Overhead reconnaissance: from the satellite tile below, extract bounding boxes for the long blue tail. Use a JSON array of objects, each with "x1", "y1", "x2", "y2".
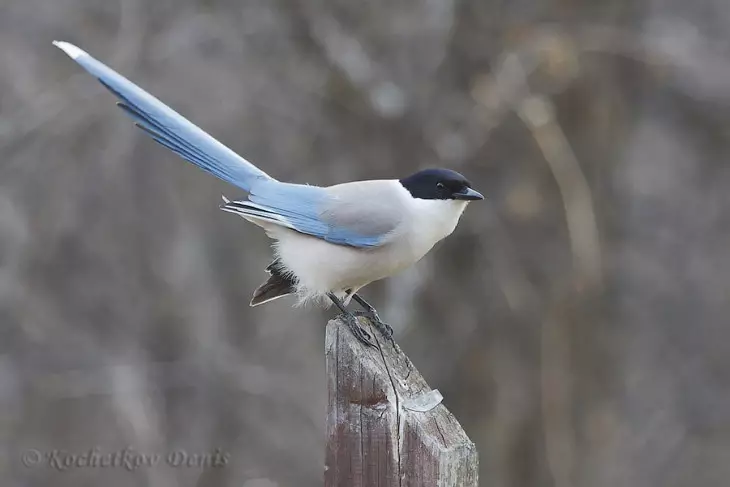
[{"x1": 53, "y1": 41, "x2": 273, "y2": 192}]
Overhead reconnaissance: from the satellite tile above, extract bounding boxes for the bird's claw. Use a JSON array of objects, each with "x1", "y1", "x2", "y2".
[
  {"x1": 341, "y1": 313, "x2": 377, "y2": 348},
  {"x1": 352, "y1": 310, "x2": 395, "y2": 347}
]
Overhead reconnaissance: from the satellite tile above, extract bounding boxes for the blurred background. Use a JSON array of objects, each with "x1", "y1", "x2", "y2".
[{"x1": 2, "y1": 0, "x2": 730, "y2": 486}]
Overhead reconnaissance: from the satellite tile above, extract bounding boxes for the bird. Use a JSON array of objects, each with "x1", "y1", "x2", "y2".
[{"x1": 53, "y1": 40, "x2": 484, "y2": 348}]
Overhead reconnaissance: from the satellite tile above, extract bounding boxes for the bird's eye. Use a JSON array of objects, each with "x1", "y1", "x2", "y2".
[{"x1": 436, "y1": 182, "x2": 445, "y2": 189}]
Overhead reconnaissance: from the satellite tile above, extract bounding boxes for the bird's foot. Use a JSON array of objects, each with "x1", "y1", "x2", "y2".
[
  {"x1": 352, "y1": 310, "x2": 395, "y2": 347},
  {"x1": 341, "y1": 313, "x2": 377, "y2": 348}
]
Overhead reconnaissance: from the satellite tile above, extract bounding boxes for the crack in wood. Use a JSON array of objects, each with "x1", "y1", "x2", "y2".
[{"x1": 325, "y1": 317, "x2": 478, "y2": 486}]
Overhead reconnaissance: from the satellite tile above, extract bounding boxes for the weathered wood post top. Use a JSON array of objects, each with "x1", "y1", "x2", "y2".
[{"x1": 325, "y1": 318, "x2": 478, "y2": 487}]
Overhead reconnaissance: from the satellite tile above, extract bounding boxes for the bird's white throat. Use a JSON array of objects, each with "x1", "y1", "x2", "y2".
[{"x1": 406, "y1": 197, "x2": 469, "y2": 248}]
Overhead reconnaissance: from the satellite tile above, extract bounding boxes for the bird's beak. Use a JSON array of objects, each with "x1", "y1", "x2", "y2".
[{"x1": 453, "y1": 187, "x2": 484, "y2": 201}]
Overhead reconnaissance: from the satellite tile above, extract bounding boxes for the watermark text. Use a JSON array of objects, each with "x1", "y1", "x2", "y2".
[{"x1": 21, "y1": 447, "x2": 229, "y2": 471}]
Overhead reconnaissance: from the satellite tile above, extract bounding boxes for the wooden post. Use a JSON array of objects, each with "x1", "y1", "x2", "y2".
[{"x1": 325, "y1": 317, "x2": 479, "y2": 487}]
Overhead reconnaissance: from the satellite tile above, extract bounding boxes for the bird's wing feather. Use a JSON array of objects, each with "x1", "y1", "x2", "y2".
[
  {"x1": 222, "y1": 180, "x2": 403, "y2": 248},
  {"x1": 53, "y1": 41, "x2": 271, "y2": 191}
]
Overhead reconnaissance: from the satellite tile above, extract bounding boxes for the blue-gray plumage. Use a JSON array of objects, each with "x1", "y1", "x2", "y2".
[
  {"x1": 51, "y1": 41, "x2": 270, "y2": 190},
  {"x1": 53, "y1": 41, "x2": 484, "y2": 348},
  {"x1": 245, "y1": 180, "x2": 391, "y2": 248}
]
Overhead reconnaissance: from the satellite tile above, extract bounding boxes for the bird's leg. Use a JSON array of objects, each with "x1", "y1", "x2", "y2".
[
  {"x1": 351, "y1": 294, "x2": 395, "y2": 346},
  {"x1": 327, "y1": 292, "x2": 376, "y2": 348}
]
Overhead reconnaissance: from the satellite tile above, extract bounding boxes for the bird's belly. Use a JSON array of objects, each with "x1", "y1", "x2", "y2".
[{"x1": 272, "y1": 230, "x2": 423, "y2": 296}]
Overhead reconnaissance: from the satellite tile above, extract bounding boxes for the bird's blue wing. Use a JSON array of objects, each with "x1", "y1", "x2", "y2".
[
  {"x1": 221, "y1": 180, "x2": 392, "y2": 248},
  {"x1": 53, "y1": 41, "x2": 271, "y2": 191}
]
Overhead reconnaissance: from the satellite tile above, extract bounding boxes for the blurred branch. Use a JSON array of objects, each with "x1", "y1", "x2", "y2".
[
  {"x1": 110, "y1": 0, "x2": 145, "y2": 67},
  {"x1": 25, "y1": 357, "x2": 317, "y2": 411},
  {"x1": 539, "y1": 310, "x2": 576, "y2": 487},
  {"x1": 0, "y1": 0, "x2": 145, "y2": 178},
  {"x1": 577, "y1": 22, "x2": 730, "y2": 102},
  {"x1": 517, "y1": 95, "x2": 603, "y2": 287},
  {"x1": 473, "y1": 33, "x2": 603, "y2": 287},
  {"x1": 300, "y1": 7, "x2": 406, "y2": 118},
  {"x1": 109, "y1": 355, "x2": 176, "y2": 487},
  {"x1": 472, "y1": 26, "x2": 612, "y2": 487},
  {"x1": 475, "y1": 22, "x2": 730, "y2": 118}
]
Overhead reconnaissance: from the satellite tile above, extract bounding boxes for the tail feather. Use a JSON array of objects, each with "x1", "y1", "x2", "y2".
[
  {"x1": 52, "y1": 40, "x2": 272, "y2": 191},
  {"x1": 250, "y1": 259, "x2": 298, "y2": 306},
  {"x1": 219, "y1": 199, "x2": 295, "y2": 229}
]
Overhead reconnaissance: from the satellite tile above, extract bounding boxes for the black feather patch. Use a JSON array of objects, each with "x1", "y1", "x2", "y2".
[{"x1": 250, "y1": 259, "x2": 298, "y2": 306}]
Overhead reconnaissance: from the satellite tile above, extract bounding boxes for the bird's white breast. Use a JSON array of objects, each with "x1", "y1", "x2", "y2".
[{"x1": 260, "y1": 181, "x2": 469, "y2": 302}]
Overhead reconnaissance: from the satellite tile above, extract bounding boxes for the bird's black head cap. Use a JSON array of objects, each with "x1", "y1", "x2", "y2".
[{"x1": 399, "y1": 168, "x2": 483, "y2": 201}]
